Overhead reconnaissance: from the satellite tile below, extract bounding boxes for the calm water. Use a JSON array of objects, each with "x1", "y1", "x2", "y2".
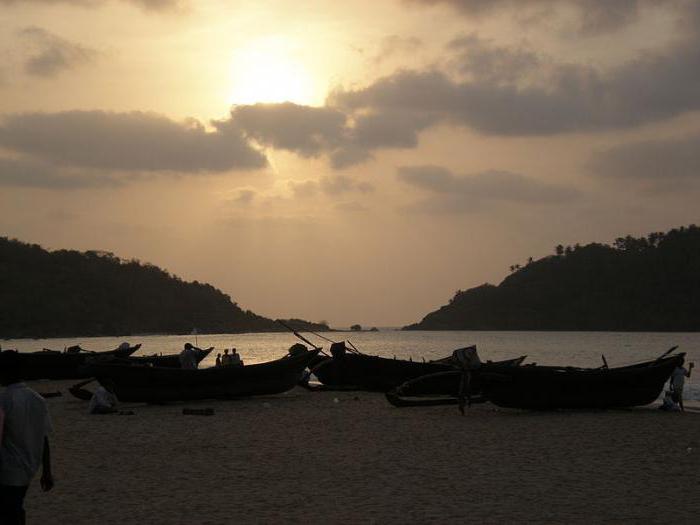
[{"x1": 4, "y1": 331, "x2": 699, "y2": 401}]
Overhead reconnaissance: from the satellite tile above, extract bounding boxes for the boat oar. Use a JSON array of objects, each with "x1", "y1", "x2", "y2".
[
  {"x1": 277, "y1": 320, "x2": 327, "y2": 355},
  {"x1": 656, "y1": 345, "x2": 679, "y2": 361}
]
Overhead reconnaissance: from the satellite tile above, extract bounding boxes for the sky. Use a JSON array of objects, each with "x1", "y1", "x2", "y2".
[{"x1": 1, "y1": 0, "x2": 699, "y2": 327}]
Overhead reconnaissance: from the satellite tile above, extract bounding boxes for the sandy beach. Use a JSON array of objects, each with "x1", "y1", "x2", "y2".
[{"x1": 15, "y1": 380, "x2": 698, "y2": 524}]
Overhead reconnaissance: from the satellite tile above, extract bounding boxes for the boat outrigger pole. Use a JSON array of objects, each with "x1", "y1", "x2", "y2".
[{"x1": 277, "y1": 320, "x2": 328, "y2": 356}]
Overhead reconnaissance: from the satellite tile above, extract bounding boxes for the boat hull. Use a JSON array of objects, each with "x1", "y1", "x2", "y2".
[
  {"x1": 88, "y1": 349, "x2": 319, "y2": 402},
  {"x1": 11, "y1": 345, "x2": 140, "y2": 380},
  {"x1": 480, "y1": 354, "x2": 683, "y2": 410},
  {"x1": 311, "y1": 353, "x2": 452, "y2": 391}
]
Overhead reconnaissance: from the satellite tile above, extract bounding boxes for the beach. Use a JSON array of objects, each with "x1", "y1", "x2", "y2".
[{"x1": 21, "y1": 380, "x2": 700, "y2": 524}]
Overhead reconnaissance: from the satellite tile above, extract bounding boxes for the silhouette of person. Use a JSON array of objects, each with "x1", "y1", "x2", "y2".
[{"x1": 0, "y1": 351, "x2": 54, "y2": 524}]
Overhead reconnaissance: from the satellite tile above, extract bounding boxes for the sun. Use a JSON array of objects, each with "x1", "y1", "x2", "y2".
[{"x1": 228, "y1": 37, "x2": 317, "y2": 106}]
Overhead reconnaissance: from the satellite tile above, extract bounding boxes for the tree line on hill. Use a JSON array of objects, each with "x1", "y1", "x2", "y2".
[
  {"x1": 0, "y1": 237, "x2": 329, "y2": 338},
  {"x1": 404, "y1": 225, "x2": 700, "y2": 331}
]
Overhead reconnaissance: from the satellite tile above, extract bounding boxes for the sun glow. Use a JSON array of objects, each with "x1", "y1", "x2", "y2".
[{"x1": 228, "y1": 37, "x2": 318, "y2": 106}]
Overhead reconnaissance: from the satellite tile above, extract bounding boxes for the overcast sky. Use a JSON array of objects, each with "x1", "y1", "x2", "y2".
[{"x1": 1, "y1": 0, "x2": 699, "y2": 326}]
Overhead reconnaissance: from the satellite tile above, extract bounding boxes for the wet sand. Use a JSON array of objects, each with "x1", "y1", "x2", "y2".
[{"x1": 21, "y1": 380, "x2": 700, "y2": 524}]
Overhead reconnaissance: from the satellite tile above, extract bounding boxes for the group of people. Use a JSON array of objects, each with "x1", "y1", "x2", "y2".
[{"x1": 215, "y1": 348, "x2": 244, "y2": 367}]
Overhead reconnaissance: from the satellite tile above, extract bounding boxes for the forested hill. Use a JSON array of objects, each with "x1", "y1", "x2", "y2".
[
  {"x1": 0, "y1": 237, "x2": 329, "y2": 338},
  {"x1": 404, "y1": 225, "x2": 700, "y2": 332}
]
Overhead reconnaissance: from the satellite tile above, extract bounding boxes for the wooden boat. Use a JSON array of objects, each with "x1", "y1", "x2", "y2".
[
  {"x1": 86, "y1": 348, "x2": 320, "y2": 402},
  {"x1": 385, "y1": 356, "x2": 527, "y2": 407},
  {"x1": 123, "y1": 347, "x2": 213, "y2": 368},
  {"x1": 9, "y1": 344, "x2": 141, "y2": 380},
  {"x1": 310, "y1": 352, "x2": 451, "y2": 392},
  {"x1": 478, "y1": 353, "x2": 684, "y2": 410},
  {"x1": 309, "y1": 344, "x2": 500, "y2": 392}
]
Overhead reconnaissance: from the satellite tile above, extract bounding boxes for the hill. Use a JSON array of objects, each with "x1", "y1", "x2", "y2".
[
  {"x1": 0, "y1": 237, "x2": 329, "y2": 338},
  {"x1": 404, "y1": 225, "x2": 700, "y2": 331}
]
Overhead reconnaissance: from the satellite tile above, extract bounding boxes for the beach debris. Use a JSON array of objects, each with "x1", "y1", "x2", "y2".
[
  {"x1": 333, "y1": 397, "x2": 340, "y2": 404},
  {"x1": 182, "y1": 408, "x2": 215, "y2": 416}
]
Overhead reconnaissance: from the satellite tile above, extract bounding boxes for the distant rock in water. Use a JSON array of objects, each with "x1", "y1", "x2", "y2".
[
  {"x1": 404, "y1": 224, "x2": 700, "y2": 332},
  {"x1": 0, "y1": 237, "x2": 329, "y2": 338}
]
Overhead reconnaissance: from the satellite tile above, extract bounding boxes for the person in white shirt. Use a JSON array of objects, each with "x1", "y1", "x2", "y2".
[
  {"x1": 670, "y1": 358, "x2": 694, "y2": 412},
  {"x1": 88, "y1": 381, "x2": 119, "y2": 415},
  {"x1": 0, "y1": 351, "x2": 54, "y2": 525}
]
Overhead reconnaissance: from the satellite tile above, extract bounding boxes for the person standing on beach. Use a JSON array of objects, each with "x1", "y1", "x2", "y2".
[
  {"x1": 179, "y1": 343, "x2": 199, "y2": 369},
  {"x1": 0, "y1": 351, "x2": 54, "y2": 525},
  {"x1": 230, "y1": 348, "x2": 243, "y2": 367},
  {"x1": 670, "y1": 358, "x2": 694, "y2": 411},
  {"x1": 215, "y1": 353, "x2": 222, "y2": 367},
  {"x1": 221, "y1": 348, "x2": 231, "y2": 366}
]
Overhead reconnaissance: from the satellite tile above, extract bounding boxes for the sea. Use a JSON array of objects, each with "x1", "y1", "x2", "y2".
[{"x1": 3, "y1": 330, "x2": 699, "y2": 401}]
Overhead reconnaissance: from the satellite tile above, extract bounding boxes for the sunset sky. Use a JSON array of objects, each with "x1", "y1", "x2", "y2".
[{"x1": 1, "y1": 0, "x2": 699, "y2": 326}]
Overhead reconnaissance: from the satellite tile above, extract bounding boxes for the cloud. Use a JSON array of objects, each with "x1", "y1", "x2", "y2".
[
  {"x1": 0, "y1": 0, "x2": 183, "y2": 11},
  {"x1": 288, "y1": 176, "x2": 373, "y2": 199},
  {"x1": 446, "y1": 33, "x2": 541, "y2": 86},
  {"x1": 330, "y1": 18, "x2": 700, "y2": 137},
  {"x1": 334, "y1": 201, "x2": 368, "y2": 212},
  {"x1": 20, "y1": 26, "x2": 100, "y2": 77},
  {"x1": 320, "y1": 175, "x2": 374, "y2": 195},
  {"x1": 0, "y1": 157, "x2": 120, "y2": 189},
  {"x1": 289, "y1": 180, "x2": 319, "y2": 199},
  {"x1": 373, "y1": 35, "x2": 423, "y2": 64},
  {"x1": 589, "y1": 134, "x2": 700, "y2": 183},
  {"x1": 404, "y1": 0, "x2": 671, "y2": 36},
  {"x1": 398, "y1": 165, "x2": 579, "y2": 212},
  {"x1": 225, "y1": 103, "x2": 347, "y2": 158},
  {"x1": 224, "y1": 103, "x2": 432, "y2": 169},
  {"x1": 0, "y1": 110, "x2": 266, "y2": 173},
  {"x1": 233, "y1": 189, "x2": 257, "y2": 205}
]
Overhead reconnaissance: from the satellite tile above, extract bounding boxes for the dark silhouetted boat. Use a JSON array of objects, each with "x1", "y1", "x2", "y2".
[
  {"x1": 86, "y1": 348, "x2": 319, "y2": 402},
  {"x1": 478, "y1": 353, "x2": 684, "y2": 410},
  {"x1": 8, "y1": 344, "x2": 141, "y2": 380},
  {"x1": 309, "y1": 343, "x2": 504, "y2": 392},
  {"x1": 385, "y1": 356, "x2": 527, "y2": 407},
  {"x1": 124, "y1": 347, "x2": 213, "y2": 368}
]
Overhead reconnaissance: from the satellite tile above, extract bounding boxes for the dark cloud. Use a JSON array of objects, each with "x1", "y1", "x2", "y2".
[
  {"x1": 447, "y1": 34, "x2": 541, "y2": 85},
  {"x1": 330, "y1": 20, "x2": 700, "y2": 137},
  {"x1": 0, "y1": 157, "x2": 120, "y2": 189},
  {"x1": 0, "y1": 110, "x2": 266, "y2": 173},
  {"x1": 398, "y1": 165, "x2": 579, "y2": 212},
  {"x1": 20, "y1": 27, "x2": 99, "y2": 77},
  {"x1": 224, "y1": 103, "x2": 432, "y2": 169},
  {"x1": 404, "y1": 0, "x2": 670, "y2": 36},
  {"x1": 589, "y1": 134, "x2": 700, "y2": 183},
  {"x1": 225, "y1": 103, "x2": 346, "y2": 157}
]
